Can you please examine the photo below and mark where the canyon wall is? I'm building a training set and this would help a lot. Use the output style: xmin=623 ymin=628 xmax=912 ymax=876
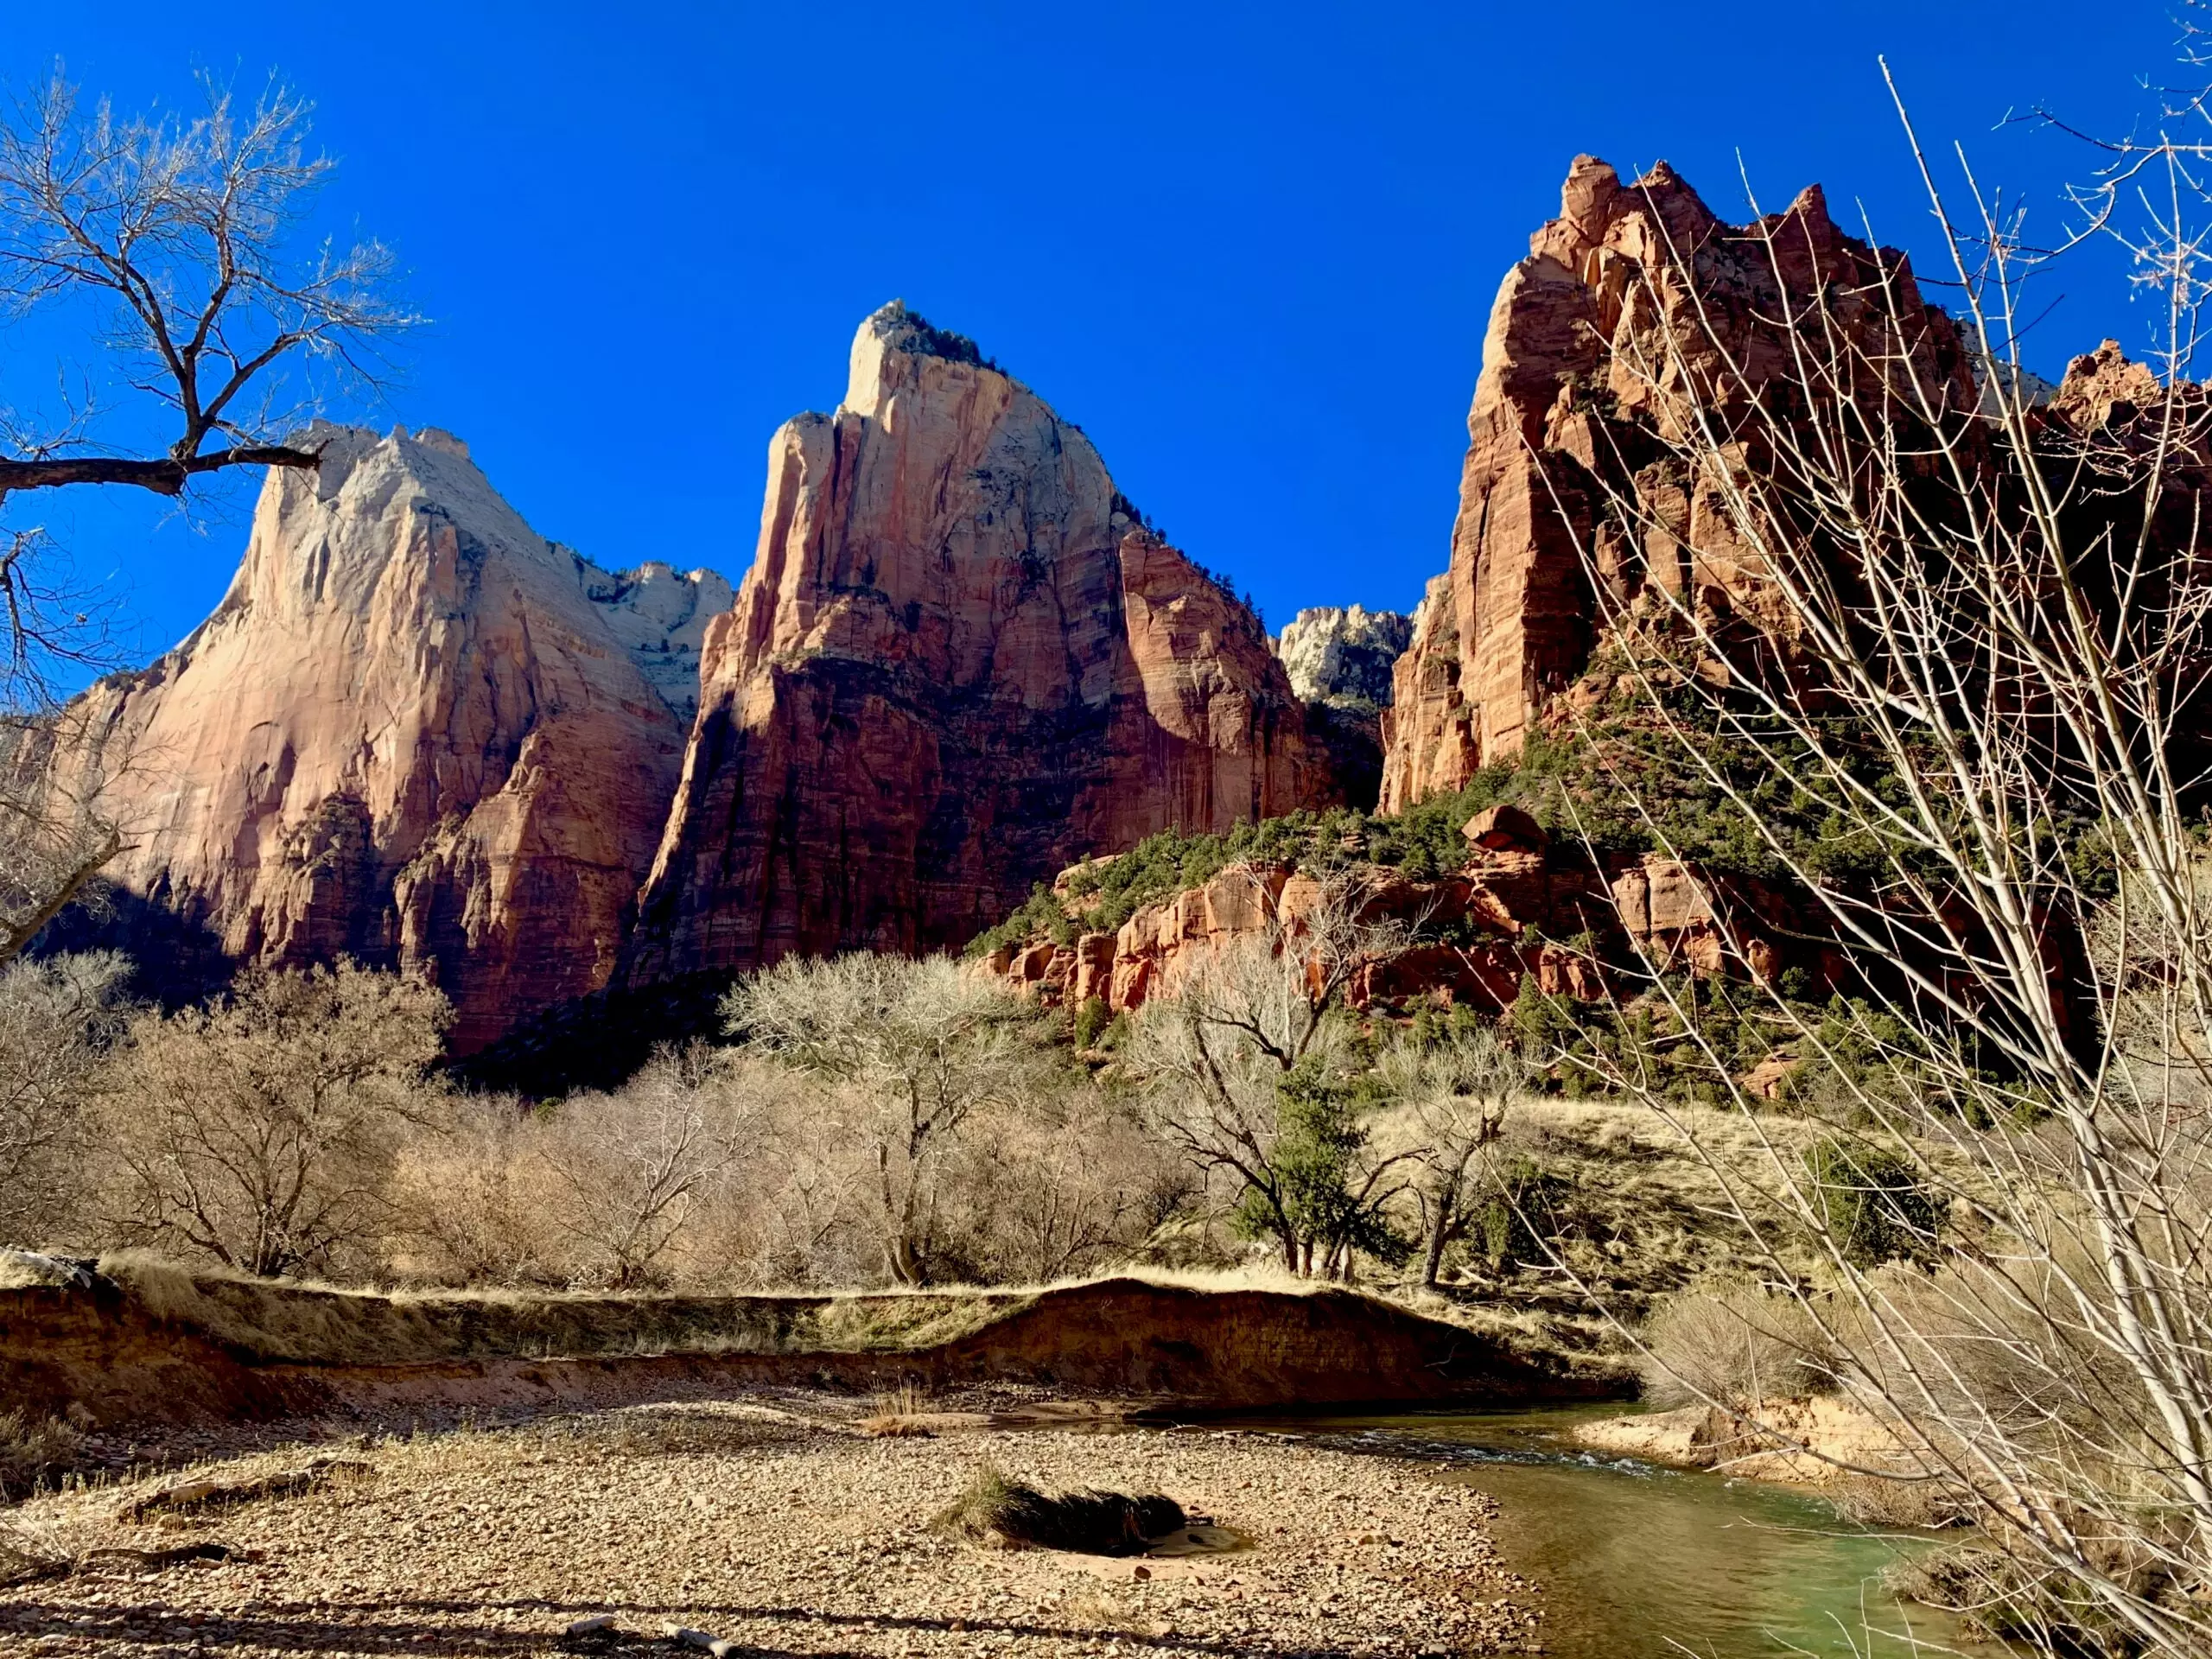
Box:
xmin=624 ymin=304 xmax=1329 ymax=982
xmin=46 ymin=308 xmax=1349 ymax=1047
xmin=1378 ymin=156 xmax=1976 ymax=810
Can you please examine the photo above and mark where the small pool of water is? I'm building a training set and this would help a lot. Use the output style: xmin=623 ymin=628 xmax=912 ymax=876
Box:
xmin=1185 ymin=1406 xmax=1997 ymax=1659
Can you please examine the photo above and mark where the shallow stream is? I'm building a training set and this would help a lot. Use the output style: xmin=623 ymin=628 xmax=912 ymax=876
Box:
xmin=1186 ymin=1405 xmax=1999 ymax=1658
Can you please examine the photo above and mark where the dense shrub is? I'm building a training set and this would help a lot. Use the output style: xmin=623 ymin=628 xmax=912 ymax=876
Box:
xmin=1804 ymin=1136 xmax=1942 ymax=1267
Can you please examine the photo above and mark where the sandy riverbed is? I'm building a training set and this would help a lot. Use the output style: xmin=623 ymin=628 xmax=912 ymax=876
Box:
xmin=3 ymin=1395 xmax=1546 ymax=1657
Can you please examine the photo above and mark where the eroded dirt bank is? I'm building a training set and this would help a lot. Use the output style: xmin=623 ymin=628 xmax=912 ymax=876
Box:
xmin=4 ymin=1398 xmax=1548 ymax=1657
xmin=2 ymin=1262 xmax=1624 ymax=1431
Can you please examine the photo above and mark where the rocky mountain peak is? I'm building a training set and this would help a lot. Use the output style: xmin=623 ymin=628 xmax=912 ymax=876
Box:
xmin=626 ymin=305 xmax=1338 ymax=985
xmin=1380 ymin=155 xmax=1973 ymax=811
xmin=1274 ymin=605 xmax=1414 ymax=710
xmin=48 ymin=422 xmax=693 ymax=1052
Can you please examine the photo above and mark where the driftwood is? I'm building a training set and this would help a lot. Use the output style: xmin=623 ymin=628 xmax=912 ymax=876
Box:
xmin=1 ymin=1540 xmax=251 ymax=1586
xmin=116 ymin=1456 xmax=369 ymax=1522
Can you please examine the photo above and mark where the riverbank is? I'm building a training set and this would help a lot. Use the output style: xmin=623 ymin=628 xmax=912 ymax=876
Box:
xmin=3 ymin=1395 xmax=1544 ymax=1657
xmin=1 ymin=1255 xmax=1624 ymax=1433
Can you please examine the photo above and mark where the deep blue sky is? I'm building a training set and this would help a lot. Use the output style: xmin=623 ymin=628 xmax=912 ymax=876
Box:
xmin=0 ymin=1 xmax=2188 ymax=671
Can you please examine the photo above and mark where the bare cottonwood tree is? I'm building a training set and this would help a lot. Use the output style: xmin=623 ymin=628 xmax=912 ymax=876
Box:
xmin=1131 ymin=868 xmax=1415 ymax=1274
xmin=723 ymin=954 xmax=1036 ymax=1287
xmin=1377 ymin=1026 xmax=1524 ymax=1288
xmin=1520 ymin=61 xmax=2212 ymax=1655
xmin=535 ymin=1049 xmax=751 ymax=1289
xmin=0 ymin=69 xmax=412 ymax=504
xmin=95 ymin=963 xmax=449 ymax=1277
xmin=0 ymin=68 xmax=411 ymax=962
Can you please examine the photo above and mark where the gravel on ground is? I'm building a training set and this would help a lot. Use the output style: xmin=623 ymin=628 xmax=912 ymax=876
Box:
xmin=2 ymin=1394 xmax=1548 ymax=1657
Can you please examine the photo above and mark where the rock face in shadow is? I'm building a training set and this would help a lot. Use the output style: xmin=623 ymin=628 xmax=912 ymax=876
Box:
xmin=1378 ymin=156 xmax=1976 ymax=810
xmin=48 ymin=425 xmax=710 ymax=1051
xmin=624 ymin=304 xmax=1330 ymax=982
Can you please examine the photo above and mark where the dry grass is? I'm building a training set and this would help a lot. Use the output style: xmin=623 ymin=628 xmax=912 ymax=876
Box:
xmin=859 ymin=1383 xmax=938 ymax=1438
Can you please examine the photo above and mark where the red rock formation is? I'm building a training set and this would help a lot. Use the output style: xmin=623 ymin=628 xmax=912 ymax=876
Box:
xmin=983 ymin=828 xmax=1803 ymax=1019
xmin=1380 ymin=157 xmax=1975 ymax=810
xmin=48 ymin=425 xmax=701 ymax=1051
xmin=626 ymin=303 xmax=1329 ymax=982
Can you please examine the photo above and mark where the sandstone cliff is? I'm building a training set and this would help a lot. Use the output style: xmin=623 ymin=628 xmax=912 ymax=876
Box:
xmin=52 ymin=425 xmax=711 ymax=1051
xmin=985 ymin=819 xmax=1802 ymax=1033
xmin=626 ymin=304 xmax=1329 ymax=982
xmin=1378 ymin=157 xmax=1975 ymax=810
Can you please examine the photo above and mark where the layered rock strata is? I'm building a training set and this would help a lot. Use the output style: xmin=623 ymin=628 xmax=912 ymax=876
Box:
xmin=48 ymin=425 xmax=703 ymax=1051
xmin=1379 ymin=156 xmax=1976 ymax=810
xmin=985 ymin=810 xmax=1805 ymax=1022
xmin=625 ymin=304 xmax=1329 ymax=982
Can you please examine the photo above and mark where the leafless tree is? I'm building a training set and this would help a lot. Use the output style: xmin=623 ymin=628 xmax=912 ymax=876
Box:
xmin=0 ymin=949 xmax=127 ymax=1245
xmin=0 ymin=67 xmax=410 ymax=965
xmin=723 ymin=954 xmax=1036 ymax=1287
xmin=947 ymin=1077 xmax=1190 ymax=1285
xmin=0 ymin=68 xmax=413 ymax=505
xmin=1377 ymin=1027 xmax=1524 ymax=1288
xmin=1518 ymin=58 xmax=2212 ymax=1655
xmin=94 ymin=963 xmax=449 ymax=1277
xmin=535 ymin=1049 xmax=751 ymax=1290
xmin=1129 ymin=868 xmax=1414 ymax=1274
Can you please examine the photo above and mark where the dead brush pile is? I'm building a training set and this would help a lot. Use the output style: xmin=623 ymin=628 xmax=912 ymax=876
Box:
xmin=932 ymin=1464 xmax=1183 ymax=1555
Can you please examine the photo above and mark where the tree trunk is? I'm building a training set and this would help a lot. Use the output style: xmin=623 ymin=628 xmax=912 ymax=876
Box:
xmin=1422 ymin=1174 xmax=1459 ymax=1289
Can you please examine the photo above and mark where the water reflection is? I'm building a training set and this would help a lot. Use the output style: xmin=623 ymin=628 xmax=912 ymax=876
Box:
xmin=1184 ymin=1407 xmax=1998 ymax=1659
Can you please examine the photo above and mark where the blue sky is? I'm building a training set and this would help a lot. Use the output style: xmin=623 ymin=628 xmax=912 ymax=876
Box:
xmin=0 ymin=1 xmax=2187 ymax=671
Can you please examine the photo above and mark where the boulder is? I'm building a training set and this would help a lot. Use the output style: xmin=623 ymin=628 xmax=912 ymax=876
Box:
xmin=1461 ymin=804 xmax=1548 ymax=852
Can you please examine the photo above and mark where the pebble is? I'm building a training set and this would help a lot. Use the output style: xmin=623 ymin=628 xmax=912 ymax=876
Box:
xmin=7 ymin=1391 xmax=1541 ymax=1656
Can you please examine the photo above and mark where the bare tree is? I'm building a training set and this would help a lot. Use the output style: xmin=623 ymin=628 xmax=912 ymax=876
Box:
xmin=1377 ymin=1026 xmax=1524 ymax=1288
xmin=723 ymin=954 xmax=1035 ymax=1287
xmin=0 ymin=67 xmax=411 ymax=965
xmin=1516 ymin=60 xmax=2212 ymax=1655
xmin=1130 ymin=868 xmax=1415 ymax=1274
xmin=0 ymin=68 xmax=413 ymax=505
xmin=535 ymin=1049 xmax=749 ymax=1289
xmin=0 ymin=949 xmax=127 ymax=1245
xmin=948 ymin=1077 xmax=1188 ymax=1285
xmin=94 ymin=963 xmax=449 ymax=1277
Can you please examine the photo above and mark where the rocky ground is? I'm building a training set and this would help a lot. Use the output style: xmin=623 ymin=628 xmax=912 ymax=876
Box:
xmin=2 ymin=1394 xmax=1545 ymax=1658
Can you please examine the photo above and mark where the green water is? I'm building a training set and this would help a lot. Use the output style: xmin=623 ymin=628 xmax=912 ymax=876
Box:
xmin=1190 ymin=1406 xmax=1998 ymax=1659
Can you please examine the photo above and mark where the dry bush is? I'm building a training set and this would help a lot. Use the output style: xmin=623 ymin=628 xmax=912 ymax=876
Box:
xmin=385 ymin=1094 xmax=565 ymax=1287
xmin=1639 ymin=1281 xmax=1838 ymax=1409
xmin=92 ymin=962 xmax=450 ymax=1277
xmin=389 ymin=1049 xmax=768 ymax=1290
xmin=924 ymin=1085 xmax=1191 ymax=1287
xmin=530 ymin=1046 xmax=754 ymax=1289
xmin=728 ymin=954 xmax=1079 ymax=1287
xmin=0 ymin=1408 xmax=85 ymax=1501
xmin=0 ymin=950 xmax=127 ymax=1246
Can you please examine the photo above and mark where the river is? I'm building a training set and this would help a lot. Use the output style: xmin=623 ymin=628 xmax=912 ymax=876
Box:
xmin=1187 ymin=1405 xmax=1999 ymax=1658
